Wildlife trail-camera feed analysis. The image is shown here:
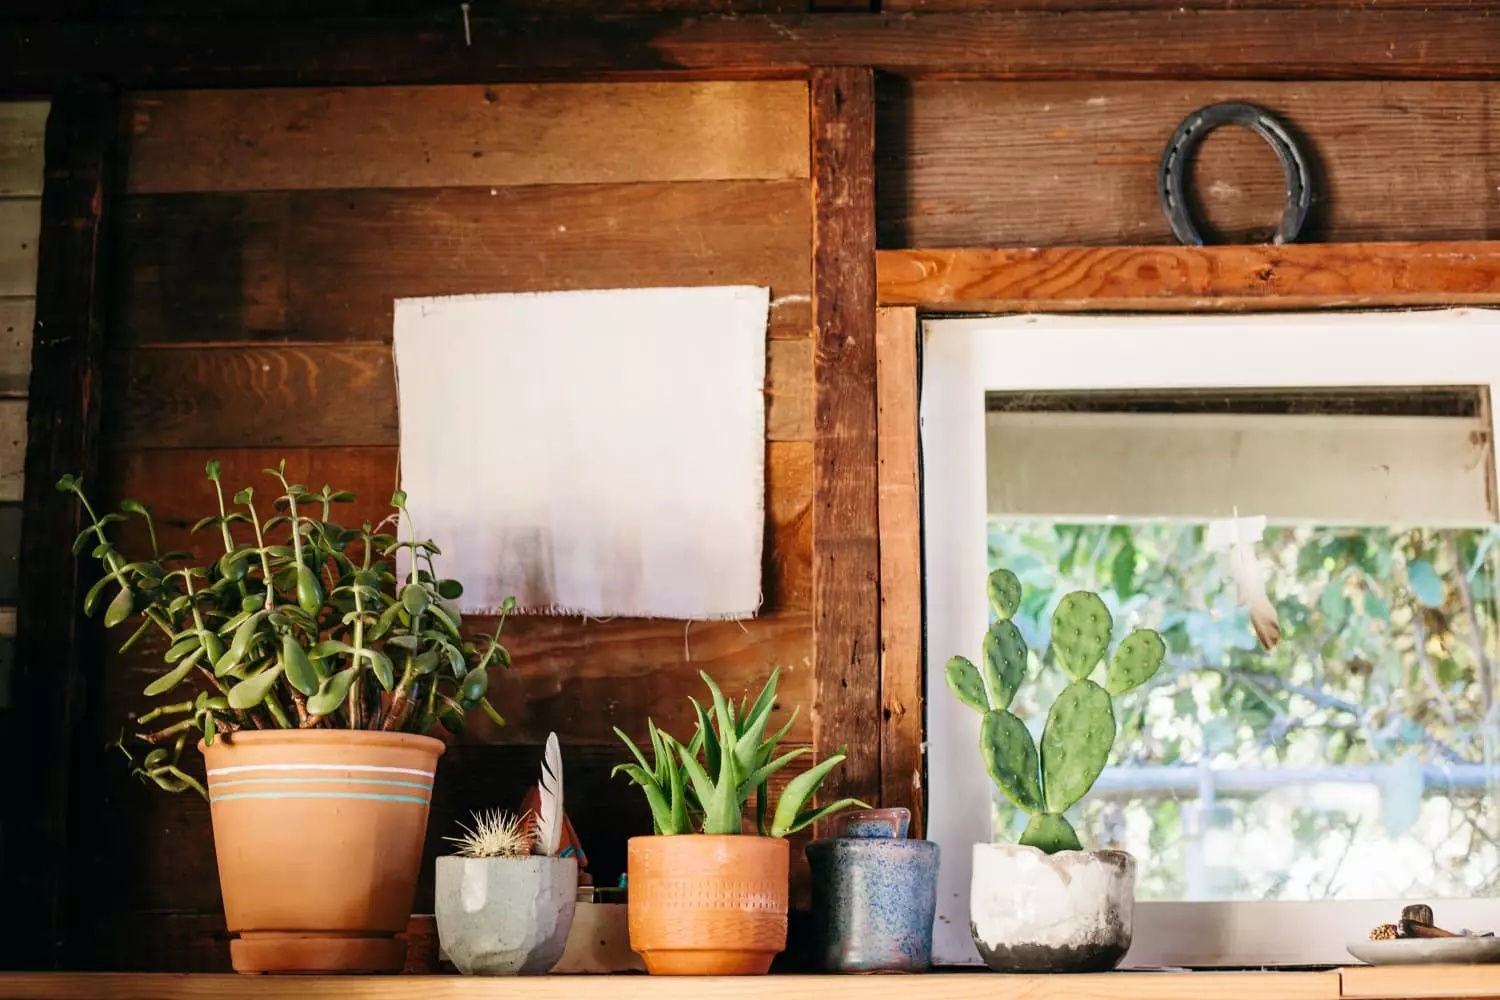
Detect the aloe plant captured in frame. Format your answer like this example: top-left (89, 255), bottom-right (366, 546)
top-left (613, 669), bottom-right (867, 837)
top-left (61, 460), bottom-right (515, 798)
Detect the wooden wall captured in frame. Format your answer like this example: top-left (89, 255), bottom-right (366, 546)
top-left (877, 81), bottom-right (1500, 247)
top-left (0, 102), bottom-right (46, 705)
top-left (78, 81), bottom-right (815, 970)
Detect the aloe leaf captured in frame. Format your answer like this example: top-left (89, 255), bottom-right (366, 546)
top-left (775, 798), bottom-right (872, 837)
top-left (759, 704), bottom-right (800, 755)
top-left (703, 719), bottom-right (741, 835)
top-left (690, 696), bottom-right (720, 778)
top-left (734, 668), bottom-right (780, 774)
top-left (664, 735), bottom-right (689, 835)
top-left (741, 746), bottom-right (812, 803)
top-left (676, 739), bottom-right (715, 811)
top-left (615, 727), bottom-right (653, 773)
top-left (613, 762), bottom-right (674, 835)
top-left (769, 753), bottom-right (847, 839)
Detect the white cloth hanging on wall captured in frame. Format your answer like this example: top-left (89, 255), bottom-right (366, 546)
top-left (392, 285), bottom-right (769, 620)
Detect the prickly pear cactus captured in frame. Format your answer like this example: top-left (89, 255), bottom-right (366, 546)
top-left (981, 620), bottom-right (1027, 712)
top-left (947, 567), bottom-right (1166, 854)
top-left (1019, 812), bottom-right (1083, 854)
top-left (980, 709), bottom-right (1043, 814)
top-left (1106, 628), bottom-right (1166, 695)
top-left (1040, 679), bottom-right (1114, 814)
top-left (946, 655), bottom-right (990, 714)
top-left (988, 568), bottom-right (1022, 621)
top-left (1050, 591), bottom-right (1112, 680)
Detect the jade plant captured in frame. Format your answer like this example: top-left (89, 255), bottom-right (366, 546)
top-left (613, 669), bottom-right (867, 837)
top-left (59, 461), bottom-right (514, 798)
top-left (946, 568), bottom-right (1165, 854)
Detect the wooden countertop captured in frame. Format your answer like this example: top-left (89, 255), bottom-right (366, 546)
top-left (0, 968), bottom-right (1494, 1000)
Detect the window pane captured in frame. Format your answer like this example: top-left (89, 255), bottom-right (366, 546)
top-left (989, 520), bottom-right (1500, 901)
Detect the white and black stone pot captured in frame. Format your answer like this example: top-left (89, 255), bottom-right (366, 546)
top-left (969, 843), bottom-right (1136, 973)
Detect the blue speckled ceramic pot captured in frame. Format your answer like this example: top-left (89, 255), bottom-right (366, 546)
top-left (806, 810), bottom-right (939, 973)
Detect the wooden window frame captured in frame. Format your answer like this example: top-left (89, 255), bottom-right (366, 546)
top-left (873, 242), bottom-right (1500, 968)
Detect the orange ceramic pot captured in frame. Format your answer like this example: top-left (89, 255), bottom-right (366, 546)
top-left (202, 730), bottom-right (445, 974)
top-left (627, 835), bottom-right (789, 975)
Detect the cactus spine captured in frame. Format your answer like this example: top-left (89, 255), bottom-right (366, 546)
top-left (945, 568), bottom-right (1165, 854)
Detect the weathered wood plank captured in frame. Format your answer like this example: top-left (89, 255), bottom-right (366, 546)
top-left (0, 199), bottom-right (41, 296)
top-left (0, 298), bottom-right (34, 396)
top-left (878, 81), bottom-right (1500, 248)
top-left (0, 102), bottom-right (48, 197)
top-left (811, 68), bottom-right (881, 821)
top-left (875, 306), bottom-right (922, 837)
top-left (105, 338), bottom-right (812, 449)
top-left (123, 83), bottom-right (810, 194)
top-left (0, 399), bottom-right (25, 501)
top-left (877, 244), bottom-right (1500, 311)
top-left (0, 503), bottom-right (19, 604)
top-left (113, 183), bottom-right (812, 345)
top-left (4, 85), bottom-right (115, 971)
top-left (12, 11), bottom-right (1500, 89)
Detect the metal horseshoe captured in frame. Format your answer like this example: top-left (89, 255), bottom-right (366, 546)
top-left (1158, 102), bottom-right (1312, 246)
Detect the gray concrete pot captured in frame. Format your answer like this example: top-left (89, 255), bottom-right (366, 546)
top-left (969, 843), bottom-right (1136, 973)
top-left (435, 855), bottom-right (578, 975)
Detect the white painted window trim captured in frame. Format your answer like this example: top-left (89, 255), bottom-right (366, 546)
top-left (921, 308), bottom-right (1500, 968)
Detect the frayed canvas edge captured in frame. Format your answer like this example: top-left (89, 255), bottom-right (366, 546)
top-left (460, 601), bottom-right (763, 622)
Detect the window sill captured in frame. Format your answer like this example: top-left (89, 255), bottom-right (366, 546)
top-left (0, 968), bottom-right (1491, 1000)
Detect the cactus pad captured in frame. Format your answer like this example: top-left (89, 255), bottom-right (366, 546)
top-left (987, 568), bottom-right (1023, 621)
top-left (981, 620), bottom-right (1028, 712)
top-left (980, 709), bottom-right (1044, 814)
top-left (1040, 679), bottom-right (1115, 814)
top-left (1106, 628), bottom-right (1167, 695)
top-left (1051, 591), bottom-right (1112, 680)
top-left (1019, 812), bottom-right (1083, 853)
top-left (945, 655), bottom-right (990, 714)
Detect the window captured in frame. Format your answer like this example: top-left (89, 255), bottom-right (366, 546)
top-left (922, 310), bottom-right (1500, 967)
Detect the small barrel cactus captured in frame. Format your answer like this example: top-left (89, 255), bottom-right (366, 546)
top-left (946, 568), bottom-right (1165, 854)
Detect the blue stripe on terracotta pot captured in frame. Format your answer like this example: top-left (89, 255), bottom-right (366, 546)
top-left (205, 779), bottom-right (432, 791)
top-left (210, 791), bottom-right (431, 805)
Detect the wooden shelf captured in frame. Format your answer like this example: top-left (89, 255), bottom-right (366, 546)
top-left (875, 243), bottom-right (1500, 312)
top-left (1341, 965), bottom-right (1500, 999)
top-left (0, 967), bottom-right (1493, 999)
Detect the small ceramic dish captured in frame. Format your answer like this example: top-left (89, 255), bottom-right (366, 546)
top-left (1348, 937), bottom-right (1500, 966)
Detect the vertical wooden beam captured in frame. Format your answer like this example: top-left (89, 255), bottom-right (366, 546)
top-left (875, 306), bottom-right (922, 836)
top-left (2, 86), bottom-right (114, 968)
top-left (810, 67), bottom-right (880, 820)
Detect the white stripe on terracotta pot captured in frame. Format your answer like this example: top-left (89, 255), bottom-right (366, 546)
top-left (209, 777), bottom-right (433, 791)
top-left (205, 763), bottom-right (436, 777)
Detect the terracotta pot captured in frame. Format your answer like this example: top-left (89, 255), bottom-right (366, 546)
top-left (202, 729), bottom-right (445, 974)
top-left (627, 835), bottom-right (788, 975)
